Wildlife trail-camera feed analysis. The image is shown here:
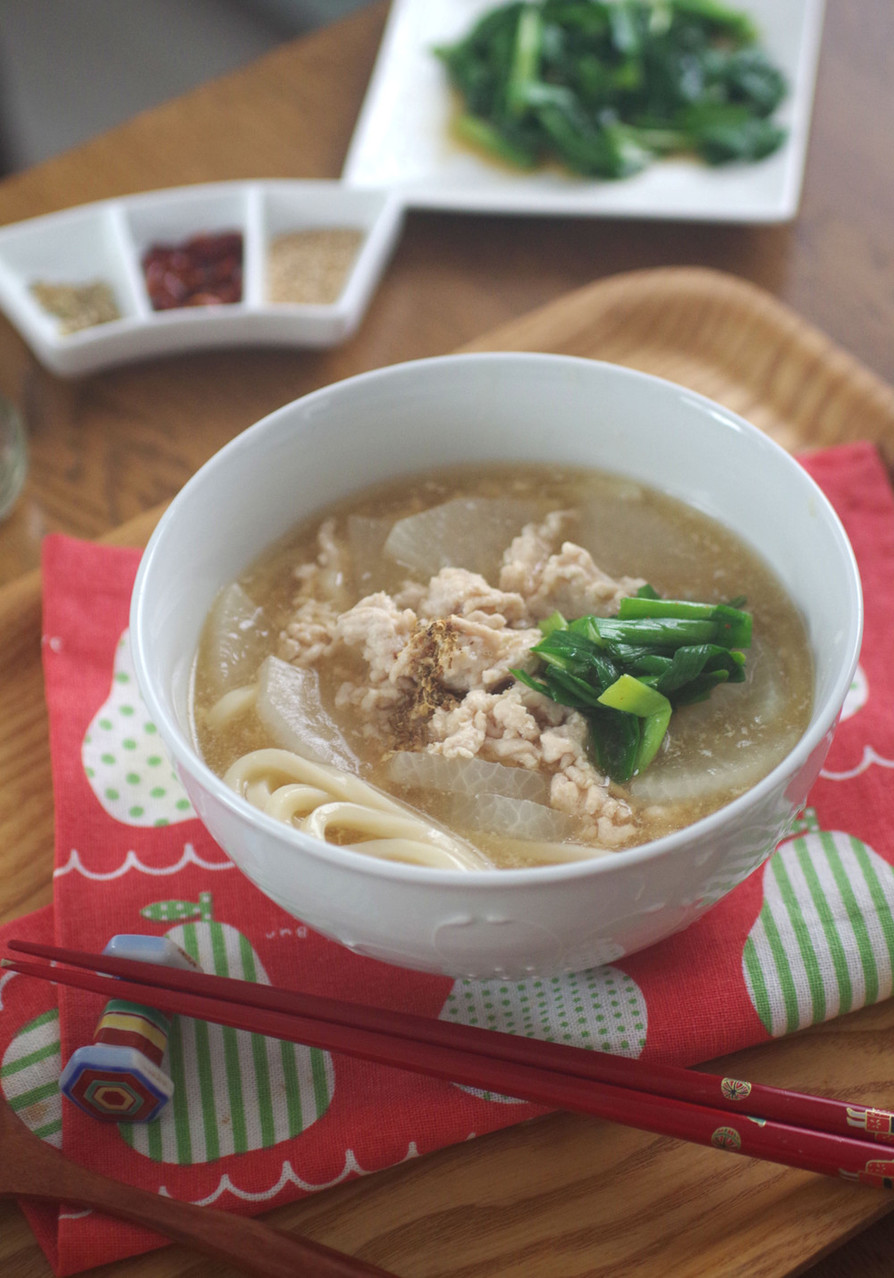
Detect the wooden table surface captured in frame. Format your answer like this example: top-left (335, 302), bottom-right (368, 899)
top-left (0, 2), bottom-right (892, 1274)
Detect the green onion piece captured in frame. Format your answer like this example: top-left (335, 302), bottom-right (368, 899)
top-left (671, 669), bottom-right (732, 705)
top-left (511, 667), bottom-right (553, 699)
top-left (532, 630), bottom-right (602, 671)
top-left (634, 703), bottom-right (674, 774)
top-left (513, 665), bottom-right (610, 710)
top-left (589, 708), bottom-right (642, 783)
top-left (618, 596), bottom-right (719, 620)
top-left (538, 610), bottom-right (567, 638)
top-left (617, 596), bottom-right (752, 648)
top-left (593, 615), bottom-right (721, 647)
top-left (626, 652), bottom-right (675, 677)
top-left (597, 673), bottom-right (670, 718)
top-left (711, 603), bottom-right (752, 649)
top-left (597, 675), bottom-right (673, 776)
top-left (653, 644), bottom-right (746, 696)
top-left (544, 667), bottom-right (611, 709)
top-left (532, 629), bottom-right (619, 683)
top-left (512, 587), bottom-right (752, 784)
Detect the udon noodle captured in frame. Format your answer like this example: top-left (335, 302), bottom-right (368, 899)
top-left (193, 463), bottom-right (813, 870)
top-left (223, 745), bottom-right (491, 870)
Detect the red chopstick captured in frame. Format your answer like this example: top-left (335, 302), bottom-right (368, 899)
top-left (8, 938), bottom-right (891, 1146)
top-left (5, 941), bottom-right (894, 1189)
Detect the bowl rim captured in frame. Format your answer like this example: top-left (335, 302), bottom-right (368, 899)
top-left (131, 350), bottom-right (864, 887)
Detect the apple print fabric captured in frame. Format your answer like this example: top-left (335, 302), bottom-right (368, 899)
top-left (81, 628), bottom-right (194, 828)
top-left (0, 440), bottom-right (891, 1276)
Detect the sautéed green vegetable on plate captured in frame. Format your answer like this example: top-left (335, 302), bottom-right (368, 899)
top-left (435, 0), bottom-right (788, 179)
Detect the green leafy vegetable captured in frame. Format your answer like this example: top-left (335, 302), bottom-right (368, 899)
top-left (511, 587), bottom-right (752, 783)
top-left (598, 673), bottom-right (672, 776)
top-left (434, 0), bottom-right (787, 179)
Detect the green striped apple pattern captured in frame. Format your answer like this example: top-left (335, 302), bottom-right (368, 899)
top-left (118, 894), bottom-right (334, 1163)
top-left (81, 629), bottom-right (195, 828)
top-left (440, 966), bottom-right (647, 1102)
top-left (743, 808), bottom-right (894, 1037)
top-left (0, 900), bottom-right (334, 1167)
top-left (0, 1007), bottom-right (63, 1146)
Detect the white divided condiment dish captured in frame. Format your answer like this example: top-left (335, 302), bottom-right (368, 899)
top-left (0, 180), bottom-right (404, 376)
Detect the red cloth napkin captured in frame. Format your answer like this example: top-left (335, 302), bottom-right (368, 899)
top-left (1, 440), bottom-right (892, 1275)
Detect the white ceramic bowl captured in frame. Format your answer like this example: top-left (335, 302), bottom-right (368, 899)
top-left (131, 353), bottom-right (862, 979)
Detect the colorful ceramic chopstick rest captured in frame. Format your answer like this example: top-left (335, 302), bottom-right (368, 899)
top-left (58, 934), bottom-right (198, 1122)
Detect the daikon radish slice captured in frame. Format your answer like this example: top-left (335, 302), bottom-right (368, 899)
top-left (386, 750), bottom-right (550, 803)
top-left (384, 498), bottom-right (542, 580)
top-left (255, 655), bottom-right (359, 771)
top-left (201, 583), bottom-right (271, 698)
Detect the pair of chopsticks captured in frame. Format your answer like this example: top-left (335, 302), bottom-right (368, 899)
top-left (5, 939), bottom-right (894, 1189)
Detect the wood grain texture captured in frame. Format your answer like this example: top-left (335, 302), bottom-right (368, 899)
top-left (0, 1088), bottom-right (396, 1278)
top-left (0, 268), bottom-right (892, 1277)
top-left (461, 267), bottom-right (894, 464)
top-left (0, 1), bottom-right (892, 589)
top-left (0, 0), bottom-right (892, 1272)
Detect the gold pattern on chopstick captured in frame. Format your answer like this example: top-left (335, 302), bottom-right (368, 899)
top-left (710, 1127), bottom-right (742, 1152)
top-left (846, 1105), bottom-right (894, 1142)
top-left (720, 1078), bottom-right (752, 1102)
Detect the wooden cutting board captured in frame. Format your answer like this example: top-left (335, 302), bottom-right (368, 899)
top-left (1, 266), bottom-right (893, 1278)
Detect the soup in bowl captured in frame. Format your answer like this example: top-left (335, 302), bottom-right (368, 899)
top-left (130, 353), bottom-right (862, 978)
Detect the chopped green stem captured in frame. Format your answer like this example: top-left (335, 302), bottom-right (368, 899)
top-left (598, 674), bottom-right (670, 718)
top-left (507, 5), bottom-right (544, 115)
top-left (538, 609), bottom-right (568, 638)
top-left (617, 596), bottom-right (752, 647)
top-left (513, 587), bottom-right (752, 783)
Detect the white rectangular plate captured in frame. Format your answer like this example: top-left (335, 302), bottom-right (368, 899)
top-left (343, 0), bottom-right (825, 223)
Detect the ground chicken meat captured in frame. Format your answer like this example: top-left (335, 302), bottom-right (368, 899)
top-left (335, 592), bottom-right (418, 685)
top-left (292, 518), bottom-right (351, 607)
top-left (334, 677), bottom-right (404, 730)
top-left (500, 512), bottom-right (644, 617)
top-left (279, 519), bottom-right (355, 663)
top-left (392, 616), bottom-right (542, 693)
top-left (395, 566), bottom-right (529, 625)
top-left (428, 686), bottom-right (634, 838)
top-left (278, 598), bottom-right (340, 665)
top-left (280, 509), bottom-right (641, 851)
top-left (498, 509), bottom-right (575, 601)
